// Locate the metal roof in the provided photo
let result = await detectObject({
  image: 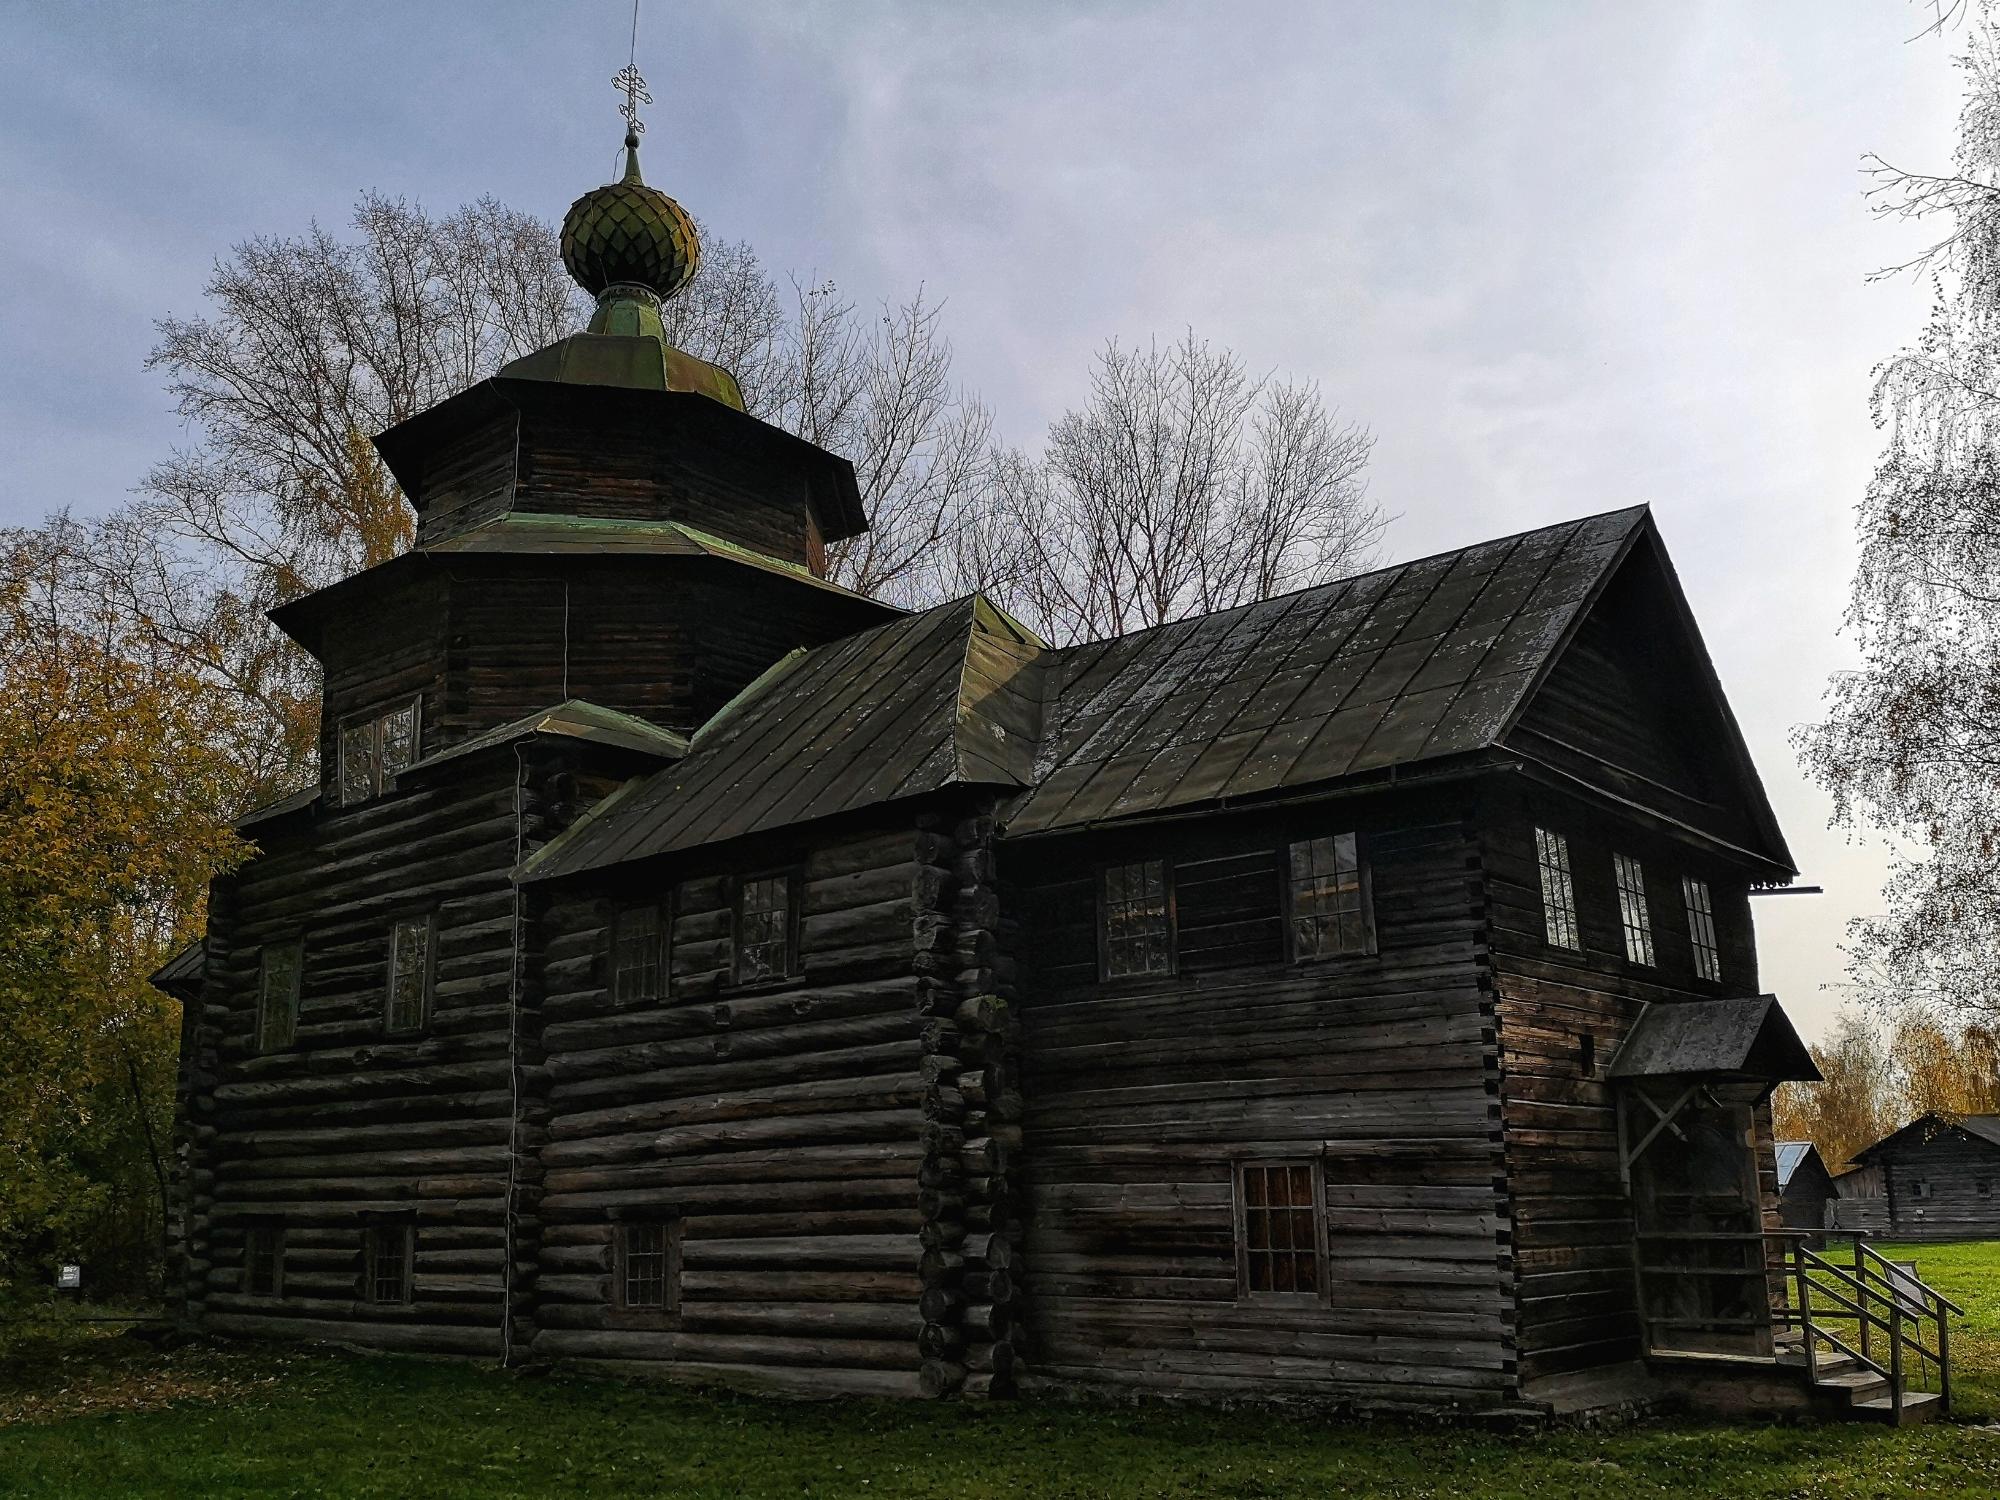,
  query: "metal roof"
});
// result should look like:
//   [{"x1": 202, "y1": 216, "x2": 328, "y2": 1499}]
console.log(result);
[
  {"x1": 405, "y1": 699, "x2": 688, "y2": 776},
  {"x1": 1608, "y1": 995, "x2": 1819, "y2": 1083},
  {"x1": 1000, "y1": 507, "x2": 1648, "y2": 836},
  {"x1": 523, "y1": 595, "x2": 1045, "y2": 880},
  {"x1": 1775, "y1": 1141, "x2": 1818, "y2": 1190}
]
